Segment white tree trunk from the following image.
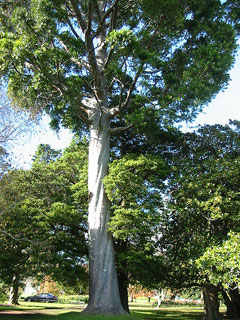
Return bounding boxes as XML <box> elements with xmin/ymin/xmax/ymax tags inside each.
<box><xmin>8</xmin><ymin>275</ymin><xmax>19</xmax><ymax>305</ymax></box>
<box><xmin>83</xmin><ymin>111</ymin><xmax>125</xmax><ymax>314</ymax></box>
<box><xmin>157</xmin><ymin>288</ymin><xmax>165</xmax><ymax>308</ymax></box>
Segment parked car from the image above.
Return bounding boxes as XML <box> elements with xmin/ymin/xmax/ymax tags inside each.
<box><xmin>24</xmin><ymin>293</ymin><xmax>58</xmax><ymax>303</ymax></box>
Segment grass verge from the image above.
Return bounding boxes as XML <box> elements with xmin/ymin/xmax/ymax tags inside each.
<box><xmin>0</xmin><ymin>303</ymin><xmax>207</xmax><ymax>320</ymax></box>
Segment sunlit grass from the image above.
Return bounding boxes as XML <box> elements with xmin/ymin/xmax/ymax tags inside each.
<box><xmin>0</xmin><ymin>302</ymin><xmax>227</xmax><ymax>320</ymax></box>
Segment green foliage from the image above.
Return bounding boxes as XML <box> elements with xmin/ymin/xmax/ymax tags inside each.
<box><xmin>104</xmin><ymin>154</ymin><xmax>168</xmax><ymax>287</ymax></box>
<box><xmin>0</xmin><ymin>280</ymin><xmax>8</xmax><ymax>302</ymax></box>
<box><xmin>0</xmin><ymin>0</ymin><xmax>239</xmax><ymax>305</ymax></box>
<box><xmin>0</xmin><ymin>138</ymin><xmax>88</xmax><ymax>288</ymax></box>
<box><xmin>104</xmin><ymin>154</ymin><xmax>168</xmax><ymax>242</ymax></box>
<box><xmin>197</xmin><ymin>232</ymin><xmax>240</xmax><ymax>287</ymax></box>
<box><xmin>161</xmin><ymin>121</ymin><xmax>240</xmax><ymax>289</ymax></box>
<box><xmin>0</xmin><ymin>0</ymin><xmax>238</xmax><ymax>132</ymax></box>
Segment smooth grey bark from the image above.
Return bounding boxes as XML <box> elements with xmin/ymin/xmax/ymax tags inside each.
<box><xmin>66</xmin><ymin>2</ymin><xmax>140</xmax><ymax>314</ymax></box>
<box><xmin>83</xmin><ymin>111</ymin><xmax>125</xmax><ymax>314</ymax></box>
<box><xmin>202</xmin><ymin>283</ymin><xmax>222</xmax><ymax>320</ymax></box>
<box><xmin>8</xmin><ymin>275</ymin><xmax>19</xmax><ymax>305</ymax></box>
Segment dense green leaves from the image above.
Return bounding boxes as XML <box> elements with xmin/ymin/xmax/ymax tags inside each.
<box><xmin>104</xmin><ymin>154</ymin><xmax>167</xmax><ymax>243</ymax></box>
<box><xmin>0</xmin><ymin>1</ymin><xmax>240</xmax><ymax>311</ymax></box>
<box><xmin>161</xmin><ymin>122</ymin><xmax>240</xmax><ymax>290</ymax></box>
<box><xmin>104</xmin><ymin>154</ymin><xmax>168</xmax><ymax>288</ymax></box>
<box><xmin>0</xmin><ymin>138</ymin><xmax>88</xmax><ymax>288</ymax></box>
<box><xmin>0</xmin><ymin>0</ymin><xmax>238</xmax><ymax>131</ymax></box>
<box><xmin>197</xmin><ymin>232</ymin><xmax>240</xmax><ymax>287</ymax></box>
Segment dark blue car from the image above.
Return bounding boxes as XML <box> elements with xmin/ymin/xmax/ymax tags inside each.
<box><xmin>24</xmin><ymin>293</ymin><xmax>58</xmax><ymax>303</ymax></box>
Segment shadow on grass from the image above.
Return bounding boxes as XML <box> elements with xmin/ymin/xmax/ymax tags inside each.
<box><xmin>131</xmin><ymin>308</ymin><xmax>204</xmax><ymax>320</ymax></box>
<box><xmin>0</xmin><ymin>311</ymin><xmax>138</xmax><ymax>320</ymax></box>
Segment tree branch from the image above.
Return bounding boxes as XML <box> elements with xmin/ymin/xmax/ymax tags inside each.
<box><xmin>109</xmin><ymin>124</ymin><xmax>133</xmax><ymax>134</ymax></box>
<box><xmin>0</xmin><ymin>230</ymin><xmax>34</xmax><ymax>243</ymax></box>
<box><xmin>92</xmin><ymin>0</ymin><xmax>120</xmax><ymax>39</ymax></box>
<box><xmin>76</xmin><ymin>107</ymin><xmax>92</xmax><ymax>125</ymax></box>
<box><xmin>58</xmin><ymin>39</ymin><xmax>91</xmax><ymax>71</ymax></box>
<box><xmin>66</xmin><ymin>14</ymin><xmax>80</xmax><ymax>39</ymax></box>
<box><xmin>109</xmin><ymin>63</ymin><xmax>144</xmax><ymax>117</ymax></box>
<box><xmin>69</xmin><ymin>0</ymin><xmax>87</xmax><ymax>33</ymax></box>
<box><xmin>92</xmin><ymin>0</ymin><xmax>102</xmax><ymax>23</ymax></box>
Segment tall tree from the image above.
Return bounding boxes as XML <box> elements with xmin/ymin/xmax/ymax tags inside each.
<box><xmin>0</xmin><ymin>140</ymin><xmax>88</xmax><ymax>304</ymax></box>
<box><xmin>0</xmin><ymin>0</ymin><xmax>239</xmax><ymax>314</ymax></box>
<box><xmin>162</xmin><ymin>121</ymin><xmax>240</xmax><ymax>320</ymax></box>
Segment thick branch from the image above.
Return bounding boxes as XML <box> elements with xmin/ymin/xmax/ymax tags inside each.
<box><xmin>92</xmin><ymin>0</ymin><xmax>120</xmax><ymax>39</ymax></box>
<box><xmin>76</xmin><ymin>107</ymin><xmax>91</xmax><ymax>125</ymax></box>
<box><xmin>58</xmin><ymin>39</ymin><xmax>91</xmax><ymax>71</ymax></box>
<box><xmin>66</xmin><ymin>15</ymin><xmax>80</xmax><ymax>39</ymax></box>
<box><xmin>69</xmin><ymin>0</ymin><xmax>87</xmax><ymax>33</ymax></box>
<box><xmin>92</xmin><ymin>0</ymin><xmax>101</xmax><ymax>23</ymax></box>
<box><xmin>85</xmin><ymin>3</ymin><xmax>99</xmax><ymax>76</ymax></box>
<box><xmin>109</xmin><ymin>64</ymin><xmax>144</xmax><ymax>117</ymax></box>
<box><xmin>109</xmin><ymin>124</ymin><xmax>133</xmax><ymax>135</ymax></box>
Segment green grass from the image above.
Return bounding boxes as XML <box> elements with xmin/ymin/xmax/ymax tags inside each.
<box><xmin>0</xmin><ymin>302</ymin><xmax>208</xmax><ymax>320</ymax></box>
<box><xmin>0</xmin><ymin>312</ymin><xmax>136</xmax><ymax>320</ymax></box>
<box><xmin>131</xmin><ymin>306</ymin><xmax>204</xmax><ymax>320</ymax></box>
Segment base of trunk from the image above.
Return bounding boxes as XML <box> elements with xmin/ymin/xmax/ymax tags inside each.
<box><xmin>82</xmin><ymin>304</ymin><xmax>127</xmax><ymax>315</ymax></box>
<box><xmin>8</xmin><ymin>276</ymin><xmax>19</xmax><ymax>305</ymax></box>
<box><xmin>203</xmin><ymin>283</ymin><xmax>222</xmax><ymax>320</ymax></box>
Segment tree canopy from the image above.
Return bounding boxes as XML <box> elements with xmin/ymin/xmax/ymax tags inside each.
<box><xmin>0</xmin><ymin>0</ymin><xmax>238</xmax><ymax>130</ymax></box>
<box><xmin>0</xmin><ymin>139</ymin><xmax>88</xmax><ymax>303</ymax></box>
<box><xmin>161</xmin><ymin>121</ymin><xmax>240</xmax><ymax>291</ymax></box>
<box><xmin>0</xmin><ymin>0</ymin><xmax>239</xmax><ymax>314</ymax></box>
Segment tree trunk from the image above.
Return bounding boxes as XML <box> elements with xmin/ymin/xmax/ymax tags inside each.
<box><xmin>8</xmin><ymin>275</ymin><xmax>19</xmax><ymax>305</ymax></box>
<box><xmin>83</xmin><ymin>112</ymin><xmax>125</xmax><ymax>315</ymax></box>
<box><xmin>222</xmin><ymin>289</ymin><xmax>235</xmax><ymax>318</ymax></box>
<box><xmin>118</xmin><ymin>274</ymin><xmax>130</xmax><ymax>313</ymax></box>
<box><xmin>202</xmin><ymin>283</ymin><xmax>222</xmax><ymax>320</ymax></box>
<box><xmin>157</xmin><ymin>288</ymin><xmax>165</xmax><ymax>308</ymax></box>
<box><xmin>228</xmin><ymin>287</ymin><xmax>240</xmax><ymax>319</ymax></box>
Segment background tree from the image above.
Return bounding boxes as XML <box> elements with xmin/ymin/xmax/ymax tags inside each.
<box><xmin>0</xmin><ymin>139</ymin><xmax>88</xmax><ymax>304</ymax></box>
<box><xmin>0</xmin><ymin>85</ymin><xmax>37</xmax><ymax>176</ymax></box>
<box><xmin>161</xmin><ymin>121</ymin><xmax>240</xmax><ymax>320</ymax></box>
<box><xmin>104</xmin><ymin>154</ymin><xmax>168</xmax><ymax>312</ymax></box>
<box><xmin>0</xmin><ymin>0</ymin><xmax>239</xmax><ymax>314</ymax></box>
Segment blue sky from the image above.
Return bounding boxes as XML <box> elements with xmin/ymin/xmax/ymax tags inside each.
<box><xmin>11</xmin><ymin>48</ymin><xmax>240</xmax><ymax>168</ymax></box>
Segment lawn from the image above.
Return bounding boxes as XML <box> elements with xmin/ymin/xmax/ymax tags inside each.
<box><xmin>0</xmin><ymin>302</ymin><xmax>207</xmax><ymax>320</ymax></box>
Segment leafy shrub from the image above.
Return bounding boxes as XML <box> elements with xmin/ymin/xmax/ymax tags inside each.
<box><xmin>58</xmin><ymin>294</ymin><xmax>88</xmax><ymax>304</ymax></box>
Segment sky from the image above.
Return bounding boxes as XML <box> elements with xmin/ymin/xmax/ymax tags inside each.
<box><xmin>11</xmin><ymin>48</ymin><xmax>240</xmax><ymax>169</ymax></box>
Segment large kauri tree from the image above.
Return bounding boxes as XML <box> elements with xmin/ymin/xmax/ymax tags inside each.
<box><xmin>0</xmin><ymin>0</ymin><xmax>239</xmax><ymax>314</ymax></box>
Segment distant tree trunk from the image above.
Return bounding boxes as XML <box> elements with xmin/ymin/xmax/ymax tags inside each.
<box><xmin>8</xmin><ymin>275</ymin><xmax>19</xmax><ymax>305</ymax></box>
<box><xmin>83</xmin><ymin>112</ymin><xmax>125</xmax><ymax>315</ymax></box>
<box><xmin>228</xmin><ymin>287</ymin><xmax>240</xmax><ymax>319</ymax></box>
<box><xmin>202</xmin><ymin>283</ymin><xmax>222</xmax><ymax>320</ymax></box>
<box><xmin>222</xmin><ymin>289</ymin><xmax>235</xmax><ymax>318</ymax></box>
<box><xmin>157</xmin><ymin>288</ymin><xmax>165</xmax><ymax>308</ymax></box>
<box><xmin>118</xmin><ymin>273</ymin><xmax>130</xmax><ymax>314</ymax></box>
